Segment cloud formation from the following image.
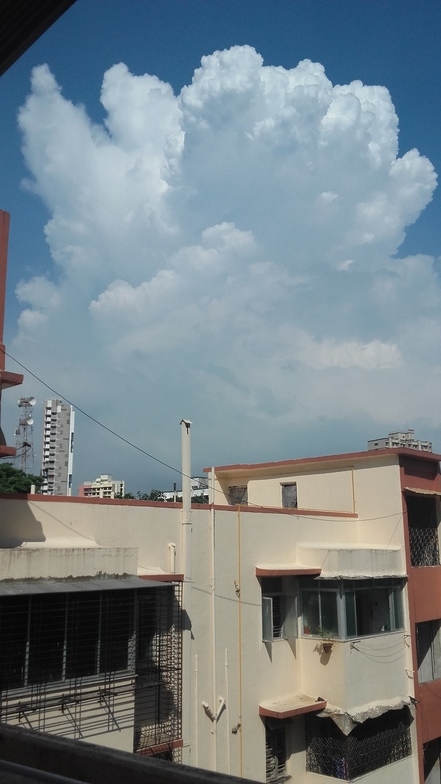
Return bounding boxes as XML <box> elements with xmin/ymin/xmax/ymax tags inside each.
<box><xmin>13</xmin><ymin>46</ymin><xmax>440</xmax><ymax>485</ymax></box>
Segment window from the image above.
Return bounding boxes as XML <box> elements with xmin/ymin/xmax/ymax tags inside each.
<box><xmin>266</xmin><ymin>721</ymin><xmax>287</xmax><ymax>782</ymax></box>
<box><xmin>302</xmin><ymin>579</ymin><xmax>404</xmax><ymax>639</ymax></box>
<box><xmin>281</xmin><ymin>483</ymin><xmax>297</xmax><ymax>508</ymax></box>
<box><xmin>417</xmin><ymin>620</ymin><xmax>441</xmax><ymax>683</ymax></box>
<box><xmin>262</xmin><ymin>578</ymin><xmax>297</xmax><ymax>642</ymax></box>
<box><xmin>407</xmin><ymin>495</ymin><xmax>439</xmax><ymax>567</ymax></box>
<box><xmin>306</xmin><ymin>708</ymin><xmax>412</xmax><ymax>779</ymax></box>
<box><xmin>0</xmin><ymin>590</ymin><xmax>136</xmax><ymax>690</ymax></box>
<box><xmin>228</xmin><ymin>485</ymin><xmax>248</xmax><ymax>505</ymax></box>
<box><xmin>423</xmin><ymin>737</ymin><xmax>441</xmax><ymax>784</ymax></box>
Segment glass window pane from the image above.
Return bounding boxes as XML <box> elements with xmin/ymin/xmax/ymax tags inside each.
<box><xmin>303</xmin><ymin>590</ymin><xmax>320</xmax><ymax>635</ymax></box>
<box><xmin>262</xmin><ymin>596</ymin><xmax>273</xmax><ymax>642</ymax></box>
<box><xmin>320</xmin><ymin>592</ymin><xmax>338</xmax><ymax>637</ymax></box>
<box><xmin>272</xmin><ymin>595</ymin><xmax>283</xmax><ymax>638</ymax></box>
<box><xmin>393</xmin><ymin>588</ymin><xmax>403</xmax><ymax>630</ymax></box>
<box><xmin>345</xmin><ymin>591</ymin><xmax>357</xmax><ymax>637</ymax></box>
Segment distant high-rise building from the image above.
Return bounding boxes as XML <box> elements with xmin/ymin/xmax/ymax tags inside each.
<box><xmin>368</xmin><ymin>428</ymin><xmax>432</xmax><ymax>452</ymax></box>
<box><xmin>41</xmin><ymin>399</ymin><xmax>75</xmax><ymax>495</ymax></box>
<box><xmin>78</xmin><ymin>474</ymin><xmax>125</xmax><ymax>499</ymax></box>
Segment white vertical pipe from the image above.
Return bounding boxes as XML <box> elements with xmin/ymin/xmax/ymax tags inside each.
<box><xmin>180</xmin><ymin>419</ymin><xmax>192</xmax><ymax>764</ymax></box>
<box><xmin>181</xmin><ymin>419</ymin><xmax>192</xmax><ymax>539</ymax></box>
<box><xmin>210</xmin><ymin>502</ymin><xmax>217</xmax><ymax>770</ymax></box>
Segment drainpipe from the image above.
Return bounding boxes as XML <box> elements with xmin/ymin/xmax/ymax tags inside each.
<box><xmin>180</xmin><ymin>419</ymin><xmax>192</xmax><ymax>764</ymax></box>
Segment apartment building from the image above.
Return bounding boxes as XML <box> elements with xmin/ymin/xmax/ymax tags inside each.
<box><xmin>368</xmin><ymin>429</ymin><xmax>432</xmax><ymax>452</ymax></box>
<box><xmin>41</xmin><ymin>399</ymin><xmax>75</xmax><ymax>495</ymax></box>
<box><xmin>78</xmin><ymin>474</ymin><xmax>125</xmax><ymax>498</ymax></box>
<box><xmin>0</xmin><ymin>444</ymin><xmax>440</xmax><ymax>783</ymax></box>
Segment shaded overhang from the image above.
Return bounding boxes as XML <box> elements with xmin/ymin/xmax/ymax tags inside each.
<box><xmin>256</xmin><ymin>564</ymin><xmax>321</xmax><ymax>577</ymax></box>
<box><xmin>404</xmin><ymin>487</ymin><xmax>441</xmax><ymax>496</ymax></box>
<box><xmin>0</xmin><ymin>576</ymin><xmax>171</xmax><ymax>596</ymax></box>
<box><xmin>259</xmin><ymin>694</ymin><xmax>327</xmax><ymax>719</ymax></box>
<box><xmin>0</xmin><ymin>0</ymin><xmax>77</xmax><ymax>76</ymax></box>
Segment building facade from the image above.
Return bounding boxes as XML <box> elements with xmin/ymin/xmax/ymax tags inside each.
<box><xmin>368</xmin><ymin>429</ymin><xmax>432</xmax><ymax>452</ymax></box>
<box><xmin>41</xmin><ymin>399</ymin><xmax>75</xmax><ymax>495</ymax></box>
<box><xmin>78</xmin><ymin>474</ymin><xmax>125</xmax><ymax>498</ymax></box>
<box><xmin>0</xmin><ymin>445</ymin><xmax>440</xmax><ymax>783</ymax></box>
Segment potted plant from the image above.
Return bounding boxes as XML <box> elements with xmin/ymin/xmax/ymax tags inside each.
<box><xmin>318</xmin><ymin>627</ymin><xmax>335</xmax><ymax>653</ymax></box>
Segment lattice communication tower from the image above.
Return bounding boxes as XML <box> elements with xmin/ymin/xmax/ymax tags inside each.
<box><xmin>15</xmin><ymin>396</ymin><xmax>36</xmax><ymax>473</ymax></box>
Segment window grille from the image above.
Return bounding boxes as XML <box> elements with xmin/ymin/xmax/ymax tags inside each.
<box><xmin>409</xmin><ymin>526</ymin><xmax>440</xmax><ymax>567</ymax></box>
<box><xmin>228</xmin><ymin>485</ymin><xmax>248</xmax><ymax>505</ymax></box>
<box><xmin>407</xmin><ymin>495</ymin><xmax>439</xmax><ymax>567</ymax></box>
<box><xmin>266</xmin><ymin>723</ymin><xmax>287</xmax><ymax>782</ymax></box>
<box><xmin>0</xmin><ymin>585</ymin><xmax>182</xmax><ymax>760</ymax></box>
<box><xmin>306</xmin><ymin>708</ymin><xmax>412</xmax><ymax>779</ymax></box>
<box><xmin>281</xmin><ymin>483</ymin><xmax>297</xmax><ymax>508</ymax></box>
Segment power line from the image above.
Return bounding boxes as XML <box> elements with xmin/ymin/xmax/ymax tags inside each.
<box><xmin>0</xmin><ymin>349</ymin><xmax>410</xmax><ymax>522</ymax></box>
<box><xmin>3</xmin><ymin>350</ymin><xmax>181</xmax><ymax>477</ymax></box>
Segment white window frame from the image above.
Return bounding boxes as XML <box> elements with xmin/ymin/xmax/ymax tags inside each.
<box><xmin>262</xmin><ymin>579</ymin><xmax>297</xmax><ymax>642</ymax></box>
<box><xmin>301</xmin><ymin>579</ymin><xmax>404</xmax><ymax>640</ymax></box>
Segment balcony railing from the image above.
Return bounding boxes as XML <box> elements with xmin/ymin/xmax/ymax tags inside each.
<box><xmin>409</xmin><ymin>526</ymin><xmax>440</xmax><ymax>567</ymax></box>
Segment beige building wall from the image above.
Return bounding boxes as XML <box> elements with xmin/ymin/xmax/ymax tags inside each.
<box><xmin>0</xmin><ymin>450</ymin><xmax>417</xmax><ymax>783</ymax></box>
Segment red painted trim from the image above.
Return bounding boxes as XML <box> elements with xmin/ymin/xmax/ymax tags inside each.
<box><xmin>0</xmin><ymin>369</ymin><xmax>24</xmax><ymax>389</ymax></box>
<box><xmin>259</xmin><ymin>699</ymin><xmax>327</xmax><ymax>719</ymax></box>
<box><xmin>256</xmin><ymin>567</ymin><xmax>322</xmax><ymax>577</ymax></box>
<box><xmin>0</xmin><ymin>445</ymin><xmax>16</xmax><ymax>458</ymax></box>
<box><xmin>136</xmin><ymin>738</ymin><xmax>183</xmax><ymax>756</ymax></box>
<box><xmin>0</xmin><ymin>494</ymin><xmax>183</xmax><ymax>507</ymax></box>
<box><xmin>139</xmin><ymin>574</ymin><xmax>184</xmax><ymax>583</ymax></box>
<box><xmin>212</xmin><ymin>504</ymin><xmax>357</xmax><ymax>518</ymax></box>
<box><xmin>204</xmin><ymin>447</ymin><xmax>441</xmax><ymax>475</ymax></box>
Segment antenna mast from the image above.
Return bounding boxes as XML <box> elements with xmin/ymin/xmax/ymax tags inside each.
<box><xmin>15</xmin><ymin>396</ymin><xmax>36</xmax><ymax>473</ymax></box>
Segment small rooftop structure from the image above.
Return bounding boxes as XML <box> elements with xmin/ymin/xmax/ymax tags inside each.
<box><xmin>368</xmin><ymin>429</ymin><xmax>432</xmax><ymax>452</ymax></box>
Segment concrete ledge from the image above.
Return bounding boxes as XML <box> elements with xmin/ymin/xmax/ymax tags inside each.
<box><xmin>0</xmin><ymin>724</ymin><xmax>259</xmax><ymax>784</ymax></box>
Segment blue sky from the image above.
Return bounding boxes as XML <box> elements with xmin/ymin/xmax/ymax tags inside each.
<box><xmin>0</xmin><ymin>0</ymin><xmax>440</xmax><ymax>492</ymax></box>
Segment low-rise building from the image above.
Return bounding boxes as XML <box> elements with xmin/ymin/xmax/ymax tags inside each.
<box><xmin>78</xmin><ymin>474</ymin><xmax>125</xmax><ymax>498</ymax></box>
<box><xmin>0</xmin><ymin>444</ymin><xmax>440</xmax><ymax>784</ymax></box>
<box><xmin>368</xmin><ymin>429</ymin><xmax>432</xmax><ymax>452</ymax></box>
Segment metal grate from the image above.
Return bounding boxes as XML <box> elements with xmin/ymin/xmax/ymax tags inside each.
<box><xmin>306</xmin><ymin>708</ymin><xmax>412</xmax><ymax>780</ymax></box>
<box><xmin>0</xmin><ymin>585</ymin><xmax>182</xmax><ymax>759</ymax></box>
<box><xmin>265</xmin><ymin>723</ymin><xmax>286</xmax><ymax>782</ymax></box>
<box><xmin>409</xmin><ymin>526</ymin><xmax>440</xmax><ymax>567</ymax></box>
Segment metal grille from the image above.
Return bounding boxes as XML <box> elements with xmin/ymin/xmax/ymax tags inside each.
<box><xmin>409</xmin><ymin>526</ymin><xmax>440</xmax><ymax>567</ymax></box>
<box><xmin>0</xmin><ymin>585</ymin><xmax>182</xmax><ymax>759</ymax></box>
<box><xmin>266</xmin><ymin>724</ymin><xmax>286</xmax><ymax>782</ymax></box>
<box><xmin>228</xmin><ymin>485</ymin><xmax>248</xmax><ymax>505</ymax></box>
<box><xmin>306</xmin><ymin>708</ymin><xmax>412</xmax><ymax>779</ymax></box>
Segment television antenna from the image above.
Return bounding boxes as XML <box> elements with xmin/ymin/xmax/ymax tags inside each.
<box><xmin>15</xmin><ymin>396</ymin><xmax>36</xmax><ymax>473</ymax></box>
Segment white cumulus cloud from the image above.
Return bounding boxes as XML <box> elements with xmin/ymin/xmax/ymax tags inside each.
<box><xmin>10</xmin><ymin>47</ymin><xmax>440</xmax><ymax>488</ymax></box>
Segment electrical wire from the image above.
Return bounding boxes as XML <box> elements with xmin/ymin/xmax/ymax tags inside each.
<box><xmin>0</xmin><ymin>349</ymin><xmax>412</xmax><ymax>521</ymax></box>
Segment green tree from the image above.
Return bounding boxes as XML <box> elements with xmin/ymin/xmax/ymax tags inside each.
<box><xmin>0</xmin><ymin>462</ymin><xmax>43</xmax><ymax>494</ymax></box>
<box><xmin>123</xmin><ymin>489</ymin><xmax>165</xmax><ymax>501</ymax></box>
